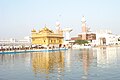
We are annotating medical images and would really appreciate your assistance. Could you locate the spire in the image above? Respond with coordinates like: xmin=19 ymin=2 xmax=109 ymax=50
xmin=81 ymin=16 xmax=86 ymax=22
xmin=55 ymin=21 xmax=60 ymax=34
xmin=56 ymin=21 xmax=60 ymax=27
xmin=81 ymin=16 xmax=87 ymax=33
xmin=31 ymin=28 xmax=36 ymax=32
xmin=44 ymin=24 xmax=47 ymax=28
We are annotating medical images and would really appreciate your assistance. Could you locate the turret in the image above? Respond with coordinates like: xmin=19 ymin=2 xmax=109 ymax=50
xmin=81 ymin=16 xmax=87 ymax=33
xmin=55 ymin=21 xmax=61 ymax=34
xmin=31 ymin=28 xmax=36 ymax=33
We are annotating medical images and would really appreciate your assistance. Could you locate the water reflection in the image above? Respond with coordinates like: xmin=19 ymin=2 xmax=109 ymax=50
xmin=93 ymin=47 xmax=120 ymax=68
xmin=77 ymin=49 xmax=93 ymax=80
xmin=65 ymin=49 xmax=94 ymax=80
xmin=65 ymin=49 xmax=72 ymax=72
xmin=31 ymin=51 xmax=65 ymax=79
xmin=82 ymin=49 xmax=93 ymax=76
xmin=0 ymin=47 xmax=120 ymax=80
xmin=0 ymin=53 xmax=31 ymax=66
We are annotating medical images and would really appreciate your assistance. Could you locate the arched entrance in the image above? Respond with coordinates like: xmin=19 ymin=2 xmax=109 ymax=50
xmin=99 ymin=37 xmax=106 ymax=45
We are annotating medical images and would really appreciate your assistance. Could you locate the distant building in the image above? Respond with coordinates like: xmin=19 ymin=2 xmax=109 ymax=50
xmin=71 ymin=16 xmax=120 ymax=46
xmin=92 ymin=30 xmax=120 ymax=46
xmin=63 ymin=27 xmax=72 ymax=41
xmin=0 ymin=36 xmax=31 ymax=48
xmin=71 ymin=16 xmax=96 ymax=41
xmin=31 ymin=26 xmax=64 ymax=47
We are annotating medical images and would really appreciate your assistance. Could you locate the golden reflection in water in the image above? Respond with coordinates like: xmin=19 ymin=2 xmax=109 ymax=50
xmin=31 ymin=51 xmax=65 ymax=75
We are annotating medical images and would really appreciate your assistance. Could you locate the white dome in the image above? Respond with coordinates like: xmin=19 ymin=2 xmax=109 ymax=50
xmin=56 ymin=21 xmax=60 ymax=26
xmin=81 ymin=16 xmax=86 ymax=22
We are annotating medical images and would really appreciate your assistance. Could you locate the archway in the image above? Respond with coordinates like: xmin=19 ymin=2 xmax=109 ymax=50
xmin=99 ymin=37 xmax=106 ymax=45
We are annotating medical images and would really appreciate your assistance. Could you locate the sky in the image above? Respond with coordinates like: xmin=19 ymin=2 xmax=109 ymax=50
xmin=0 ymin=0 xmax=120 ymax=39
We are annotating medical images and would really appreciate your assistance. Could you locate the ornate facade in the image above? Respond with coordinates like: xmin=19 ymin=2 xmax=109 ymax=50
xmin=31 ymin=26 xmax=63 ymax=46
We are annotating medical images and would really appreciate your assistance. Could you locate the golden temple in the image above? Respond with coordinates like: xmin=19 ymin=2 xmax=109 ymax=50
xmin=31 ymin=26 xmax=63 ymax=46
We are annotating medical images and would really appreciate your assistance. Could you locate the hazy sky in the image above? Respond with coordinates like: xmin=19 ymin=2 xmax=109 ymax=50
xmin=0 ymin=0 xmax=120 ymax=39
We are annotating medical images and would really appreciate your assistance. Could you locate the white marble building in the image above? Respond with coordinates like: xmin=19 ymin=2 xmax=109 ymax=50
xmin=0 ymin=36 xmax=31 ymax=48
xmin=63 ymin=27 xmax=72 ymax=41
xmin=92 ymin=30 xmax=120 ymax=46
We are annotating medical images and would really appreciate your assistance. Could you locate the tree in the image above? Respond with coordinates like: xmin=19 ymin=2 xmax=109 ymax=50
xmin=75 ymin=40 xmax=89 ymax=45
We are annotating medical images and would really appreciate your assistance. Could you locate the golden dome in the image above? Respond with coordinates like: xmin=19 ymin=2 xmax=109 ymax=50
xmin=31 ymin=29 xmax=36 ymax=32
xmin=39 ymin=26 xmax=54 ymax=33
xmin=44 ymin=26 xmax=49 ymax=30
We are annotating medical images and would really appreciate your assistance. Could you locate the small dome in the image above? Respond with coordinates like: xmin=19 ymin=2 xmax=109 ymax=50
xmin=39 ymin=26 xmax=54 ymax=33
xmin=56 ymin=21 xmax=60 ymax=27
xmin=81 ymin=16 xmax=86 ymax=22
xmin=44 ymin=26 xmax=48 ymax=30
xmin=31 ymin=29 xmax=36 ymax=32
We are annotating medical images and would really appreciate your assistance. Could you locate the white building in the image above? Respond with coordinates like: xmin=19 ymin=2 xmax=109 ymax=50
xmin=92 ymin=30 xmax=120 ymax=46
xmin=63 ymin=27 xmax=72 ymax=41
xmin=0 ymin=36 xmax=31 ymax=48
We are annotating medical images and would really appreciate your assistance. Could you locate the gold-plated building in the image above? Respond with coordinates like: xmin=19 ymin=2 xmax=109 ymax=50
xmin=31 ymin=26 xmax=63 ymax=46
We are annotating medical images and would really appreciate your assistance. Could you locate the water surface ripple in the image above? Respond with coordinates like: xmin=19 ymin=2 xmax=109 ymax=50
xmin=0 ymin=47 xmax=120 ymax=80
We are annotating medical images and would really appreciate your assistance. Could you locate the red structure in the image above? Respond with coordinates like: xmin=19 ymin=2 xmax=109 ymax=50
xmin=71 ymin=16 xmax=96 ymax=41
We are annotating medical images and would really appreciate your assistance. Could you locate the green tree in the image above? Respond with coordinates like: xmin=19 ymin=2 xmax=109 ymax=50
xmin=75 ymin=40 xmax=89 ymax=45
